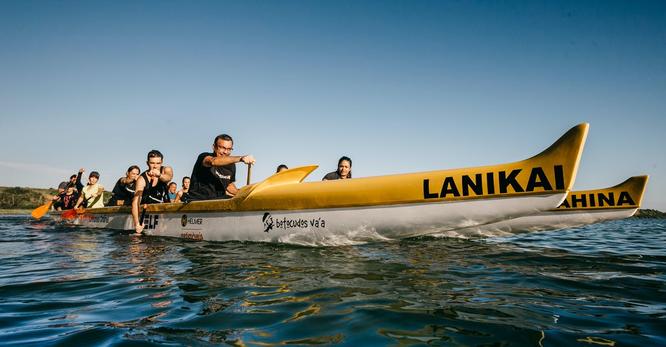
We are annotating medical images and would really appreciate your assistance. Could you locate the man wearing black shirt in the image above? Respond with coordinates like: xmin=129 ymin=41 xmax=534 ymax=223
xmin=187 ymin=134 xmax=255 ymax=201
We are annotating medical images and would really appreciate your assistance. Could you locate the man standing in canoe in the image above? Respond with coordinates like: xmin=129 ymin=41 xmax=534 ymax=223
xmin=186 ymin=134 xmax=255 ymax=201
xmin=132 ymin=150 xmax=174 ymax=234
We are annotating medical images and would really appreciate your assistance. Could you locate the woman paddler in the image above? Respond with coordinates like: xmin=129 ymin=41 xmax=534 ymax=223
xmin=108 ymin=165 xmax=141 ymax=206
xmin=322 ymin=156 xmax=352 ymax=180
xmin=74 ymin=170 xmax=105 ymax=209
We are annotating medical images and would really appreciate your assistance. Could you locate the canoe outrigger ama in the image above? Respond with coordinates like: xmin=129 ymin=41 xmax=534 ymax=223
xmin=435 ymin=175 xmax=649 ymax=238
xmin=51 ymin=124 xmax=589 ymax=245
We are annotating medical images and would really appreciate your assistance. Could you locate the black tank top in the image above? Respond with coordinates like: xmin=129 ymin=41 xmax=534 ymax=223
xmin=108 ymin=178 xmax=136 ymax=206
xmin=140 ymin=171 xmax=170 ymax=204
xmin=188 ymin=152 xmax=236 ymax=201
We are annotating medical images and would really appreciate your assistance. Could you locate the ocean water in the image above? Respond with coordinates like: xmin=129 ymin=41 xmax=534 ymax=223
xmin=0 ymin=216 xmax=664 ymax=346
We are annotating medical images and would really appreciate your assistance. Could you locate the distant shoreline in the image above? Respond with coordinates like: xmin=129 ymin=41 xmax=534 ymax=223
xmin=0 ymin=209 xmax=33 ymax=215
xmin=633 ymin=209 xmax=666 ymax=219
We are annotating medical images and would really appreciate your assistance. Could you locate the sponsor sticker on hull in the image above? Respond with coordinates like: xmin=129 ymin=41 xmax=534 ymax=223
xmin=180 ymin=232 xmax=204 ymax=241
xmin=181 ymin=214 xmax=204 ymax=230
xmin=79 ymin=215 xmax=110 ymax=223
xmin=262 ymin=212 xmax=327 ymax=233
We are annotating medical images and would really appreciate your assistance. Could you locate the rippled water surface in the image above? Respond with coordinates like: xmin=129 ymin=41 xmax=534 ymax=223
xmin=0 ymin=216 xmax=664 ymax=346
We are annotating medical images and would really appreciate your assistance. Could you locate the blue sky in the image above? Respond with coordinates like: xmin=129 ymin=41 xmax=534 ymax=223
xmin=1 ymin=1 xmax=664 ymax=210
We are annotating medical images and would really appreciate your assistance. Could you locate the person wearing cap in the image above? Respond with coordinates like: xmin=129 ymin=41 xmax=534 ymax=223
xmin=57 ymin=181 xmax=69 ymax=194
xmin=74 ymin=170 xmax=105 ymax=209
xmin=52 ymin=180 xmax=69 ymax=210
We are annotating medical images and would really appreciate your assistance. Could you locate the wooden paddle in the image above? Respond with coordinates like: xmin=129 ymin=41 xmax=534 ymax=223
xmin=138 ymin=204 xmax=148 ymax=232
xmin=247 ymin=163 xmax=253 ymax=185
xmin=136 ymin=177 xmax=155 ymax=233
xmin=31 ymin=200 xmax=53 ymax=220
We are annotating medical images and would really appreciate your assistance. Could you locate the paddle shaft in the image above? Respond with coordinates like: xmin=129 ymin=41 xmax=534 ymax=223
xmin=139 ymin=206 xmax=147 ymax=227
xmin=247 ymin=163 xmax=252 ymax=185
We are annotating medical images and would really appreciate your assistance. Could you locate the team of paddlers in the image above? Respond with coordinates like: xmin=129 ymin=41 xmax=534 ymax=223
xmin=51 ymin=134 xmax=353 ymax=233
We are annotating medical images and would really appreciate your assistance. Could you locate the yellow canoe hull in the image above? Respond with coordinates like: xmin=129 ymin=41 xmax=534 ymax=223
xmin=51 ymin=124 xmax=589 ymax=245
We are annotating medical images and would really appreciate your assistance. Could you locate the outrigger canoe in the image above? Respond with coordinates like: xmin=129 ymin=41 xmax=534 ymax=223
xmin=51 ymin=124 xmax=589 ymax=245
xmin=434 ymin=175 xmax=649 ymax=238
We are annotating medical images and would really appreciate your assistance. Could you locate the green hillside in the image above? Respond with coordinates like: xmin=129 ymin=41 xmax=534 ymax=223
xmin=0 ymin=186 xmax=55 ymax=209
xmin=633 ymin=209 xmax=666 ymax=219
xmin=0 ymin=186 xmax=111 ymax=213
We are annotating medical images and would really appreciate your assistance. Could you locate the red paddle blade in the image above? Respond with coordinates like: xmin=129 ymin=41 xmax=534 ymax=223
xmin=61 ymin=209 xmax=78 ymax=219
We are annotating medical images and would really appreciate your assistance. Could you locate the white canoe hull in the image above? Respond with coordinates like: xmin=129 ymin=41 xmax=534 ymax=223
xmin=434 ymin=208 xmax=638 ymax=238
xmin=52 ymin=193 xmax=565 ymax=246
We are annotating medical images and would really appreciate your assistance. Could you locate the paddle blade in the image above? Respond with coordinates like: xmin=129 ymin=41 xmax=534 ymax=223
xmin=31 ymin=201 xmax=53 ymax=220
xmin=61 ymin=209 xmax=78 ymax=220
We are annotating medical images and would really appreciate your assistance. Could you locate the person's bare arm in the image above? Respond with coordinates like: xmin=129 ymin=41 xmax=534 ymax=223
xmin=132 ymin=177 xmax=146 ymax=234
xmin=76 ymin=168 xmax=85 ymax=192
xmin=158 ymin=166 xmax=173 ymax=183
xmin=204 ymin=155 xmax=255 ymax=167
xmin=74 ymin=195 xmax=84 ymax=209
